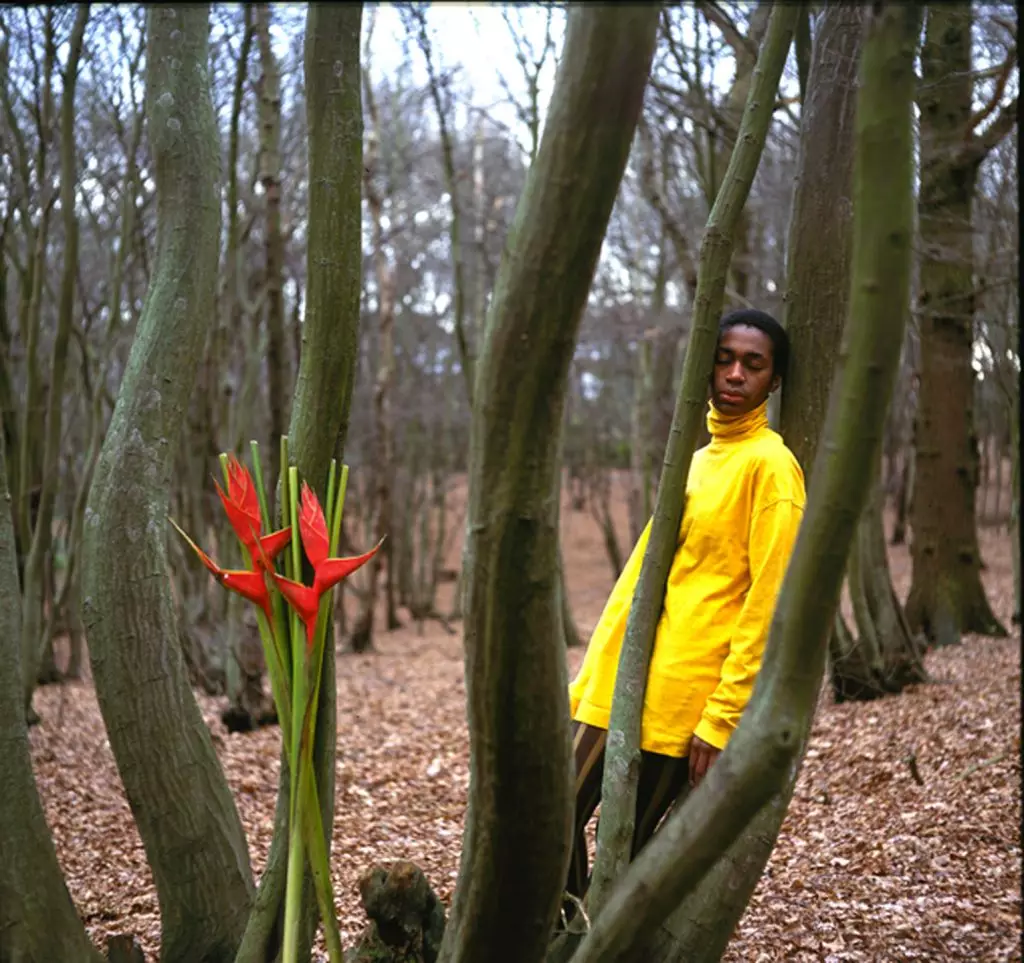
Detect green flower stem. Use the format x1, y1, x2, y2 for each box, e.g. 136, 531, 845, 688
282, 464, 307, 963
299, 742, 344, 962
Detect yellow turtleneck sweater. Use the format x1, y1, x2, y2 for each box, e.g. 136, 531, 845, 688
568, 400, 806, 757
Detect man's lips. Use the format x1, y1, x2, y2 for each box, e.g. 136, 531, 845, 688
718, 391, 744, 403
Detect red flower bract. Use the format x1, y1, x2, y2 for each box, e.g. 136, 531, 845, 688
216, 454, 292, 570
271, 483, 383, 648
169, 518, 273, 618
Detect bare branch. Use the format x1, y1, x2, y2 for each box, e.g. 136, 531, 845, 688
965, 96, 1018, 166
695, 0, 757, 59
968, 45, 1017, 132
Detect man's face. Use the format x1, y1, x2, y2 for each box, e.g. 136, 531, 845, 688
710, 324, 780, 416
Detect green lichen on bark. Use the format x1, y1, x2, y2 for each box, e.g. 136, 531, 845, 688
81, 8, 255, 963
587, 2, 798, 921
441, 8, 659, 963
236, 9, 365, 962
572, 4, 921, 960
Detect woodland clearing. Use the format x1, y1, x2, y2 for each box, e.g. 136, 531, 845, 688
28, 476, 1021, 962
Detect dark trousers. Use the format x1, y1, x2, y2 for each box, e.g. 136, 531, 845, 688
566, 720, 690, 902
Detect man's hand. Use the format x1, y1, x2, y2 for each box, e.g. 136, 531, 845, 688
688, 735, 721, 788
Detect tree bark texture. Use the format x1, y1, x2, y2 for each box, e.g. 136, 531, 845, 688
906, 2, 1007, 645
641, 5, 854, 957
440, 9, 660, 963
1, 403, 104, 963
571, 7, 920, 960
587, 4, 797, 920
255, 3, 290, 485
237, 8, 364, 960
81, 9, 255, 963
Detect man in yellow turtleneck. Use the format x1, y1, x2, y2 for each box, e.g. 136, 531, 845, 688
565, 309, 806, 902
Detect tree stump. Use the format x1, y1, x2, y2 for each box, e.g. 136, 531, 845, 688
106, 934, 145, 963
348, 861, 446, 963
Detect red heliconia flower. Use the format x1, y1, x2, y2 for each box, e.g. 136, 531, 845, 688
169, 518, 273, 618
216, 454, 292, 570
271, 483, 383, 648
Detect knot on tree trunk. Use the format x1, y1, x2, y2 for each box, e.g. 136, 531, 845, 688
349, 860, 446, 963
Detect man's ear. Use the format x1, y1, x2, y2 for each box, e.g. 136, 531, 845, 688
770, 374, 782, 394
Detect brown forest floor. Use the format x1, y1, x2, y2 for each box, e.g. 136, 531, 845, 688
29, 474, 1021, 962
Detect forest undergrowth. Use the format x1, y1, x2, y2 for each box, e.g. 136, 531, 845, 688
28, 485, 1021, 962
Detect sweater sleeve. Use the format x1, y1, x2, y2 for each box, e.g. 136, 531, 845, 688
692, 495, 803, 750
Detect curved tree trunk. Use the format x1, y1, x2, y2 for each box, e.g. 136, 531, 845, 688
235, 7, 364, 961
647, 6, 864, 958
905, 3, 1008, 645
440, 9, 659, 963
1, 401, 105, 963
586, 5, 797, 923
81, 9, 256, 963
572, 7, 919, 960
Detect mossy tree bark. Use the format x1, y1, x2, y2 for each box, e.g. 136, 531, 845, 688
571, 7, 920, 960
585, 4, 798, 922
905, 2, 1013, 645
636, 5, 888, 958
235, 7, 364, 961
440, 8, 659, 963
1, 413, 105, 963
779, 3, 926, 705
81, 9, 256, 963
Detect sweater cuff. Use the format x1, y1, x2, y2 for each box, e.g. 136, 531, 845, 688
692, 716, 732, 752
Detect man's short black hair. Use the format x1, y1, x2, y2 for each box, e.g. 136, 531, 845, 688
718, 308, 790, 381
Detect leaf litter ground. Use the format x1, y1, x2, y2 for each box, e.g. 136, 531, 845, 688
28, 487, 1021, 962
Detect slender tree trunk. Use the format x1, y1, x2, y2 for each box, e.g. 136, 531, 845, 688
628, 333, 655, 545
1, 413, 105, 963
236, 7, 364, 960
255, 3, 289, 486
645, 6, 862, 957
442, 9, 659, 963
906, 3, 1007, 645
350, 63, 399, 653
573, 8, 920, 959
587, 5, 797, 921
15, 11, 56, 563
407, 6, 474, 404
82, 10, 256, 963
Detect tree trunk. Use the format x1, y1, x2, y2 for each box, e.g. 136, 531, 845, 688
350, 62, 400, 654
235, 6, 364, 960
572, 7, 920, 959
81, 9, 256, 963
647, 5, 861, 957
628, 333, 655, 545
441, 9, 659, 963
407, 6, 474, 404
19, 9, 72, 718
255, 3, 289, 486
1, 392, 105, 963
587, 5, 797, 921
906, 3, 1007, 645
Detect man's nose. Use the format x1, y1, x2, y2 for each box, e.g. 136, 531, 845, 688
725, 362, 745, 382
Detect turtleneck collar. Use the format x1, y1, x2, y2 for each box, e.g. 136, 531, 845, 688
706, 399, 770, 444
